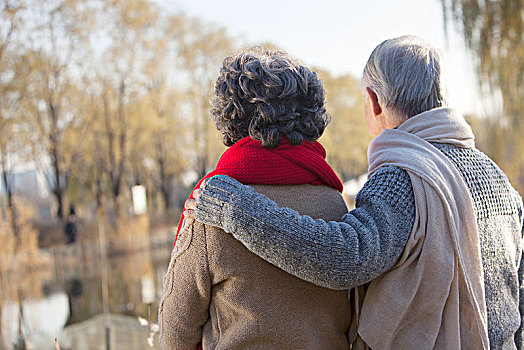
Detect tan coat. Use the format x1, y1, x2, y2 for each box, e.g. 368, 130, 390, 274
159, 184, 351, 350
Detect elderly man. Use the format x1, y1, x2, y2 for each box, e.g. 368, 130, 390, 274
185, 36, 524, 349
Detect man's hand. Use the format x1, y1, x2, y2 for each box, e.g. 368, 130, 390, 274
183, 191, 198, 219
184, 179, 207, 219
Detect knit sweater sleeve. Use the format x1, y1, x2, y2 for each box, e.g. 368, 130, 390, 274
158, 221, 211, 350
517, 214, 524, 349
517, 247, 524, 349
195, 167, 415, 289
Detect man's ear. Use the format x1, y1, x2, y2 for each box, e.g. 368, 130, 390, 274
366, 87, 382, 116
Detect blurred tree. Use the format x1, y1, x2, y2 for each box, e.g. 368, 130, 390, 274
24, 50, 77, 220
11, 200, 42, 348
0, 3, 28, 346
0, 0, 24, 238
175, 15, 233, 179
62, 2, 234, 220
98, 76, 130, 218
465, 113, 506, 159
0, 52, 31, 241
135, 14, 189, 213
21, 0, 93, 219
0, 210, 15, 349
442, 0, 524, 191
69, 82, 110, 216
86, 0, 160, 217
0, 199, 42, 350
316, 69, 369, 181
139, 87, 188, 212
59, 88, 93, 209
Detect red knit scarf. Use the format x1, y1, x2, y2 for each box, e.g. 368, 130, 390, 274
174, 136, 343, 245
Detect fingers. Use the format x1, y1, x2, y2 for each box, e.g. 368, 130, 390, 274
193, 188, 202, 200
193, 177, 209, 200
185, 198, 196, 210
183, 178, 210, 221
184, 209, 195, 219
184, 198, 196, 219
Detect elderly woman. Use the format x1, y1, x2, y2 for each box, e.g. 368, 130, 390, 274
158, 48, 351, 349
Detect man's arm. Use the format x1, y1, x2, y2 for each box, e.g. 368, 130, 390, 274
516, 247, 524, 349
194, 166, 415, 289
159, 222, 211, 350
516, 213, 524, 349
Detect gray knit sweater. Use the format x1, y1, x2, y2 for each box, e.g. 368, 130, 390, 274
195, 143, 524, 350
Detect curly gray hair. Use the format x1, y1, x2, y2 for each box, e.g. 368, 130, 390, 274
210, 47, 331, 148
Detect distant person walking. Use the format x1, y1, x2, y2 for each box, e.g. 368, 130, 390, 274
187, 36, 524, 349
65, 206, 77, 244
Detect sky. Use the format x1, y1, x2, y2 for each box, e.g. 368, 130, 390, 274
154, 0, 481, 115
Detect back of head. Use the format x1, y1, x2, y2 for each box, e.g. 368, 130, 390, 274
362, 35, 449, 121
210, 47, 330, 148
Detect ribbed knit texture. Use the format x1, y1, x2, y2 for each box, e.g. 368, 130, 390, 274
434, 143, 522, 220
210, 136, 343, 190
433, 143, 524, 349
356, 166, 414, 218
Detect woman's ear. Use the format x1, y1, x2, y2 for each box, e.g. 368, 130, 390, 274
366, 87, 382, 117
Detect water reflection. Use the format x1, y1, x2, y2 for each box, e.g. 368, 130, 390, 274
2, 293, 69, 349
1, 215, 173, 350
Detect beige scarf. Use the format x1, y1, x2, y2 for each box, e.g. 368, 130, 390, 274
350, 107, 489, 349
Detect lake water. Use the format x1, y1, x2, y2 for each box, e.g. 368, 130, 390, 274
1, 227, 173, 350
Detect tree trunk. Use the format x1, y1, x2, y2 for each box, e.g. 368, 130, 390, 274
1, 153, 18, 240
53, 188, 64, 220
160, 173, 172, 212
0, 301, 3, 350
197, 154, 208, 180
105, 78, 127, 218
112, 182, 121, 218
46, 89, 65, 220
156, 141, 171, 212
15, 288, 26, 350
95, 176, 102, 211
161, 182, 170, 211
43, 142, 64, 219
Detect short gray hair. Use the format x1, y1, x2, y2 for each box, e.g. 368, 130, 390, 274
361, 35, 448, 120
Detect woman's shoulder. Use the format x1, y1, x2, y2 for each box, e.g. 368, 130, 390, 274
250, 183, 348, 221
